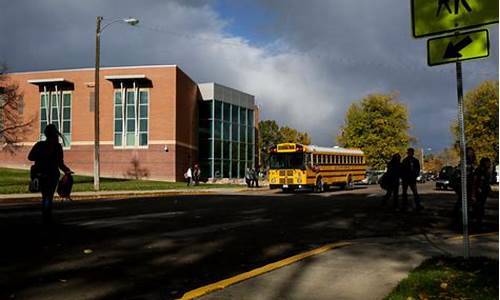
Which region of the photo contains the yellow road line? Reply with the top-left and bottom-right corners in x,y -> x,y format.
447,231 -> 498,241
178,241 -> 352,300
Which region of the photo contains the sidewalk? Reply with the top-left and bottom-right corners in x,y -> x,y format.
194,233 -> 499,300
0,186 -> 266,204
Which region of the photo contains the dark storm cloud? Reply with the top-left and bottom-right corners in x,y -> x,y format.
1,0 -> 497,151
253,0 -> 498,150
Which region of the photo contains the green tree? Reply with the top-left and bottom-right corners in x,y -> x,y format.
337,92 -> 413,169
279,126 -> 311,144
258,120 -> 311,168
452,80 -> 499,164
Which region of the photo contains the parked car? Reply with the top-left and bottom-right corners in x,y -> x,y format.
361,170 -> 385,184
435,166 -> 455,190
417,171 -> 434,183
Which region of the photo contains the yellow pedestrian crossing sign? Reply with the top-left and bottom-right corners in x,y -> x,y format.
411,0 -> 498,38
427,29 -> 489,65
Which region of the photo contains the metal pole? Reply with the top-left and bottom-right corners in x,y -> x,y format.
94,16 -> 102,191
421,147 -> 424,171
456,60 -> 470,258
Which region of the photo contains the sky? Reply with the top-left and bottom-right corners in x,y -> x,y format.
1,0 -> 498,153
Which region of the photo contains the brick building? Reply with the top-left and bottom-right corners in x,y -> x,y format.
0,65 -> 257,181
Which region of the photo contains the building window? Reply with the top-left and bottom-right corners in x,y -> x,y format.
40,91 -> 71,147
114,88 -> 148,148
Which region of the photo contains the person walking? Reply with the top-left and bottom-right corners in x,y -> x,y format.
185,166 -> 193,186
193,164 -> 201,186
253,165 -> 260,188
245,167 -> 252,187
401,148 -> 423,212
381,153 -> 401,210
472,157 -> 492,229
28,124 -> 72,225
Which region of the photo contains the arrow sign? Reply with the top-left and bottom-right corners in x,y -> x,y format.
411,0 -> 498,38
427,29 -> 489,66
443,36 -> 473,58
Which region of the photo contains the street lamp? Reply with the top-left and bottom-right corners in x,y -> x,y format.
421,147 -> 432,171
94,16 -> 139,191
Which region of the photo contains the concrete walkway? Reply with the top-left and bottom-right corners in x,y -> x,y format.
0,186 -> 265,204
196,233 -> 498,300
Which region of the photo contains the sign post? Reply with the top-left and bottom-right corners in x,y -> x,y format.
411,0 -> 498,258
455,60 -> 470,258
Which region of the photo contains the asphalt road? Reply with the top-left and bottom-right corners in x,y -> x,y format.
0,183 -> 497,300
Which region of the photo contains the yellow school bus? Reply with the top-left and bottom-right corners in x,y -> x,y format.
268,143 -> 366,192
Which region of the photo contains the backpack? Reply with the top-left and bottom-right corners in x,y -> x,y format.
57,173 -> 74,199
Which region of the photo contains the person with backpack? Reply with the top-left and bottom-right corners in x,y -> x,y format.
28,124 -> 72,224
381,153 -> 402,210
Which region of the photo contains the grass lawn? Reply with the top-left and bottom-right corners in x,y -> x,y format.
0,168 -> 242,194
385,256 -> 499,300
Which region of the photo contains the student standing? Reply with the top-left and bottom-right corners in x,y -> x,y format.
382,153 -> 401,210
401,148 -> 423,212
185,166 -> 193,186
472,157 -> 492,228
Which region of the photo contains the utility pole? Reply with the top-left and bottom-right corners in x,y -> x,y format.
94,16 -> 102,191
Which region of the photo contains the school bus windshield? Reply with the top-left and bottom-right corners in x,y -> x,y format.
269,153 -> 305,169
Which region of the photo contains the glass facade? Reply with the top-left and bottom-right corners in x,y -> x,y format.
199,99 -> 255,179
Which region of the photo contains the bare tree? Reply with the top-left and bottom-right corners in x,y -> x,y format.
125,156 -> 150,180
0,65 -> 33,152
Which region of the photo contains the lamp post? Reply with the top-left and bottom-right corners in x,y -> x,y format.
421,147 -> 432,171
94,16 -> 139,191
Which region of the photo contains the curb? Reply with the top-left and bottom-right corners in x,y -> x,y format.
0,187 -> 265,205
178,241 -> 352,300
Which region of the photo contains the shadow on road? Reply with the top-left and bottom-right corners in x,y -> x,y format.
0,185 -> 497,299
